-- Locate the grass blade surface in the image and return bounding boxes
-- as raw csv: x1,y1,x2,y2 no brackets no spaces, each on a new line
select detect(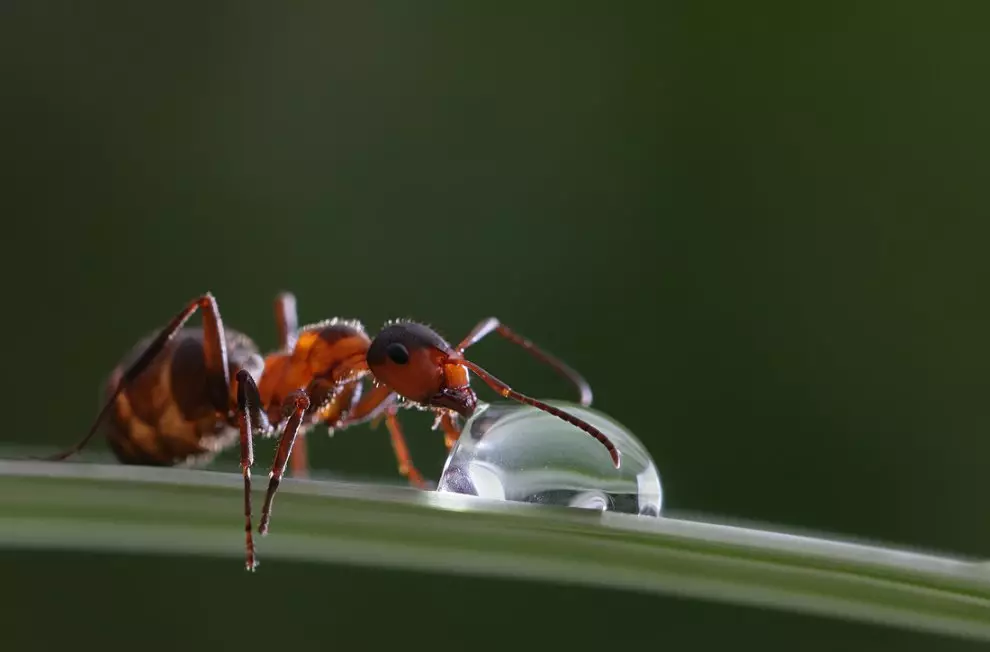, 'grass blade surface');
0,460,988,642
